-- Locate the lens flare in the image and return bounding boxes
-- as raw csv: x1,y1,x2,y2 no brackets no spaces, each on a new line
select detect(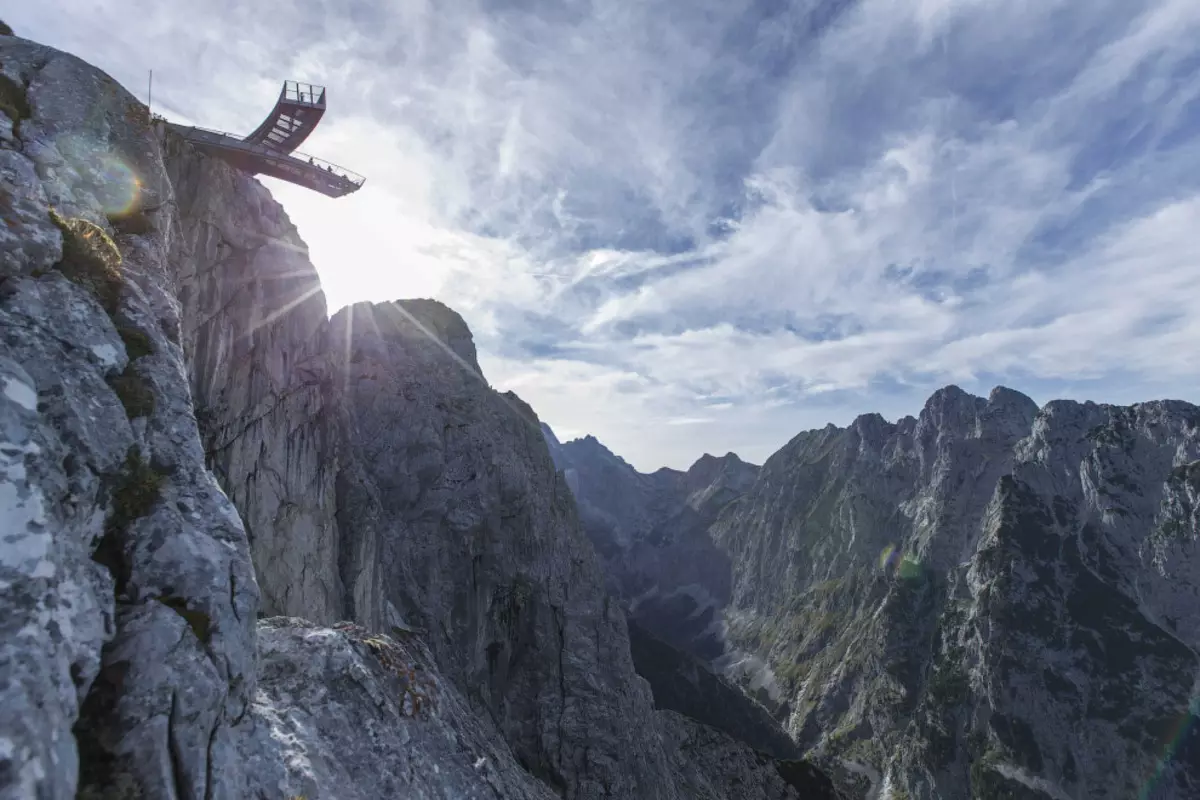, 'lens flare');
1139,694,1199,800
94,153,142,216
54,133,144,217
879,544,899,572
878,544,923,580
